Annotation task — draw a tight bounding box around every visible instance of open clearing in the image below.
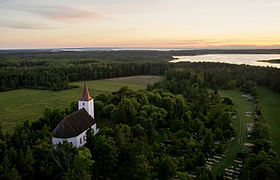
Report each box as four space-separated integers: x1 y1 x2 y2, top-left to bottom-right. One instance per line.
257 86 280 156
211 90 254 176
104 75 163 86
0 75 162 132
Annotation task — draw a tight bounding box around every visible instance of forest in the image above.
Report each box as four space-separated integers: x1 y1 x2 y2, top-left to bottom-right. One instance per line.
0 50 280 179
0 68 279 179
0 50 280 93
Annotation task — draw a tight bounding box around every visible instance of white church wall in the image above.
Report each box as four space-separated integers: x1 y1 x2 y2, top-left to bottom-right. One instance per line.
76 130 88 147
52 126 98 147
52 136 78 147
78 99 94 119
92 124 99 135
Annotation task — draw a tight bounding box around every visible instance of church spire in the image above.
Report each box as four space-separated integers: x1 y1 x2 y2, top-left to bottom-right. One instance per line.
79 83 92 101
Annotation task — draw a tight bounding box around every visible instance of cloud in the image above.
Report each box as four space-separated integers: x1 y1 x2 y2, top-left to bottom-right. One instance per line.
0 0 13 3
166 39 221 46
0 21 56 29
16 5 103 24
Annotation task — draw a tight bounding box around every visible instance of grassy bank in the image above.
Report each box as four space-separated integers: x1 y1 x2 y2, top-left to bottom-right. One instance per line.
257 86 280 156
0 76 162 132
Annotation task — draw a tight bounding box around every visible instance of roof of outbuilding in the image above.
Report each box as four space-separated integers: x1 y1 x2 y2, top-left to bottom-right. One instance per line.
53 108 96 138
79 83 93 101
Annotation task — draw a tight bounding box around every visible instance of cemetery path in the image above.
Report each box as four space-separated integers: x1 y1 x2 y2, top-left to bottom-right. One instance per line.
211 90 253 176
238 116 250 151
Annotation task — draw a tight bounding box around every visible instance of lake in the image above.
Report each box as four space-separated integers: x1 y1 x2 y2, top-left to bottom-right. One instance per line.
170 54 280 68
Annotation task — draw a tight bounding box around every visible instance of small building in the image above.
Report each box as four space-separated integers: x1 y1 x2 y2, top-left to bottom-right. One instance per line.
52 83 99 147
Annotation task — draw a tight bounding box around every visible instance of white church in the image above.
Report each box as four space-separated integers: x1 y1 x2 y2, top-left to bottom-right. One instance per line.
52 83 99 147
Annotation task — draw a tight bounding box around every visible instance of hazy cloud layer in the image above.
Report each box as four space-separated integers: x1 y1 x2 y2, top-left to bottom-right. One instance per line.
1 0 280 48
0 21 56 29
15 5 103 24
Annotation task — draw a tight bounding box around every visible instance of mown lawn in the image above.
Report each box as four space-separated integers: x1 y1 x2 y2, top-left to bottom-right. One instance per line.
257 86 280 156
211 90 254 176
0 76 162 132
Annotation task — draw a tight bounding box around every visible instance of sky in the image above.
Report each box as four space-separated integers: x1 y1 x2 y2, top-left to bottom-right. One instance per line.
0 0 280 49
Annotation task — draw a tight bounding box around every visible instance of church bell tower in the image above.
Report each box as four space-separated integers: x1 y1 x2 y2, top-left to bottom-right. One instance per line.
78 83 94 119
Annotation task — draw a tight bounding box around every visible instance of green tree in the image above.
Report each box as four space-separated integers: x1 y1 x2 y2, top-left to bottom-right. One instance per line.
92 135 119 179
202 129 214 154
114 124 132 156
158 156 178 180
72 147 94 173
132 155 153 180
22 147 35 179
116 97 138 125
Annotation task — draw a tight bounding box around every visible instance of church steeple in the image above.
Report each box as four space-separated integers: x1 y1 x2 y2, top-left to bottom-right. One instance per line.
79 83 92 101
78 83 94 119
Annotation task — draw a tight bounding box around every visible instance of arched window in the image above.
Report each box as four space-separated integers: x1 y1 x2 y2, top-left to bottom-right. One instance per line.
80 138 82 144
83 103 85 106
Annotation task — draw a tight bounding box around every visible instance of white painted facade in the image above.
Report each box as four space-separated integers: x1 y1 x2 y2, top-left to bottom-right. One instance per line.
52 124 99 147
52 84 98 147
78 99 94 119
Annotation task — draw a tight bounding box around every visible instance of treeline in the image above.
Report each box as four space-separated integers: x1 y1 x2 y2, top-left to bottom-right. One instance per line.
1 51 280 93
0 61 167 91
149 63 280 94
172 62 280 93
0 69 236 179
244 90 280 179
0 50 171 91
1 49 280 64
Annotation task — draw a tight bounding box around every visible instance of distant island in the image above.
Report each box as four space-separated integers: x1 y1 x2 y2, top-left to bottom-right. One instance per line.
258 59 280 63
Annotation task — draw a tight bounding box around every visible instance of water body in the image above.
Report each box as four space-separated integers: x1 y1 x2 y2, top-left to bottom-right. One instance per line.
50 48 193 52
171 54 280 68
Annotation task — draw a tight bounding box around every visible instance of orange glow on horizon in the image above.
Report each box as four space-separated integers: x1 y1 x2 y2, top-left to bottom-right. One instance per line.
1 0 280 49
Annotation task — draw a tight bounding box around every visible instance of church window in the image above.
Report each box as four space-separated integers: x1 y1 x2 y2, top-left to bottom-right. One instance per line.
83 103 85 106
80 138 82 144
83 135 86 141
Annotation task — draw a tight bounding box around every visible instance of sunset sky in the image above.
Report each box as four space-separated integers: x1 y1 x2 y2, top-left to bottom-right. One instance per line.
1 0 280 49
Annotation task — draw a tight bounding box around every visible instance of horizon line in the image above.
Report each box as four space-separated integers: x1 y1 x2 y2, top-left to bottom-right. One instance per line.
1 46 280 51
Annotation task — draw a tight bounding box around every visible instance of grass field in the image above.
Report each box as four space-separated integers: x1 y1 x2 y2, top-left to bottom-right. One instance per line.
0 75 163 132
104 75 163 86
211 90 254 176
257 87 280 156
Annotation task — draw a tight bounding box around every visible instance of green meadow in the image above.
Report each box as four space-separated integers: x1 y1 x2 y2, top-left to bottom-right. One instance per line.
257 87 280 156
0 75 163 132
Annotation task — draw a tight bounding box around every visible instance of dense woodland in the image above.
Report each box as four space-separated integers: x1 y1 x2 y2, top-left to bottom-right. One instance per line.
0 50 280 92
0 50 280 179
0 69 235 179
0 68 279 179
